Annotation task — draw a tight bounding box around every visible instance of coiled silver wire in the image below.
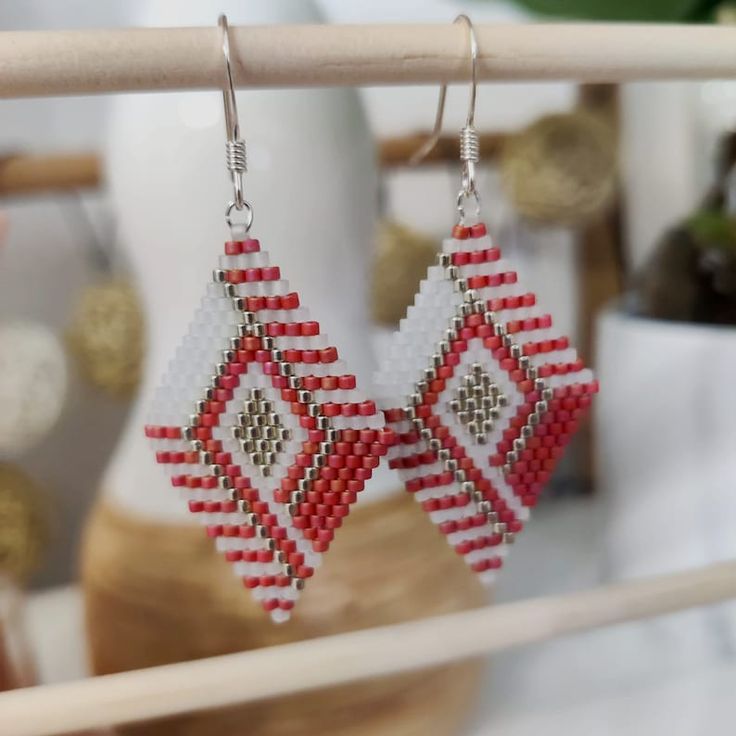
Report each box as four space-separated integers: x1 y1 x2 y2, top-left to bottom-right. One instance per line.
459 125 480 164
457 125 481 224
226 139 247 176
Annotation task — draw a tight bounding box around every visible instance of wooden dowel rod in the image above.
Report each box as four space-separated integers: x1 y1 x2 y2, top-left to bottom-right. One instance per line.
2 560 735 736
0 23 735 99
0 154 101 196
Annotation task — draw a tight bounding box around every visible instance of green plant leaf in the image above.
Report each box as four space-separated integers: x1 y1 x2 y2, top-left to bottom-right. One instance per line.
686 210 736 251
504 0 719 21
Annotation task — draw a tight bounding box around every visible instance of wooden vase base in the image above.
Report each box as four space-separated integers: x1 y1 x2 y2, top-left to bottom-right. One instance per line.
81 492 487 736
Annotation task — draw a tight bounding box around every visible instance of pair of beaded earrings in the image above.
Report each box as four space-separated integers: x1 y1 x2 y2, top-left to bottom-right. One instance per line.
145 15 597 623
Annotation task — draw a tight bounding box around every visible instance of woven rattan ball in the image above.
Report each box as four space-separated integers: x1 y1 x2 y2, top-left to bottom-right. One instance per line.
0 464 47 582
372 221 438 326
66 281 144 398
500 111 617 226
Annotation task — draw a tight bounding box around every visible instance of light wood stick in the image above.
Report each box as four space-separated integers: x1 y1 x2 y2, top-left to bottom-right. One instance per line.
0 24 735 99
1 560 735 736
0 154 101 196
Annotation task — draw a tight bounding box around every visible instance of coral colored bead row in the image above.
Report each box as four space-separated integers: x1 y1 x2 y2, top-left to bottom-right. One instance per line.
486 293 537 312
265 320 320 337
451 247 500 266
437 513 522 537
471 557 502 573
454 533 504 555
248 346 338 364
225 266 281 283
302 440 386 457
234 293 300 312
144 425 182 439
317 401 377 417
451 223 488 239
291 375 357 392
467 271 518 290
224 239 261 255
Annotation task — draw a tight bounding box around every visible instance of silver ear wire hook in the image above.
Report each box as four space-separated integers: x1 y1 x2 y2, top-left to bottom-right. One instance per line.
410 14 481 225
219 14 253 233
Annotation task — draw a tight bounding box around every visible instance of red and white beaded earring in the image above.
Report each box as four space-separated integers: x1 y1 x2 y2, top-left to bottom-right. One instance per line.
145 16 394 622
375 15 598 583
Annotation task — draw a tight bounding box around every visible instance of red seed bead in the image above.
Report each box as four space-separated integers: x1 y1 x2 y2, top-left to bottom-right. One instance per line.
242 239 260 253
281 292 299 309
452 225 470 239
227 270 245 284
319 347 338 363
470 223 487 237
262 266 281 280
321 376 338 391
303 376 321 390
338 374 356 390
224 240 243 255
301 321 320 336
244 268 262 282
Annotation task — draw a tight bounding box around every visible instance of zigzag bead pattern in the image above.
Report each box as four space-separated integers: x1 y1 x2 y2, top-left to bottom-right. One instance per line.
145 237 395 622
375 223 598 583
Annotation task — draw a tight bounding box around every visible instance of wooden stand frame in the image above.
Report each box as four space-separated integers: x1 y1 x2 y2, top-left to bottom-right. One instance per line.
0 21 733 736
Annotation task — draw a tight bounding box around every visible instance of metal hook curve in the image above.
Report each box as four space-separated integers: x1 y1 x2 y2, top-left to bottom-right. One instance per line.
409 14 479 166
218 14 251 230
219 14 240 144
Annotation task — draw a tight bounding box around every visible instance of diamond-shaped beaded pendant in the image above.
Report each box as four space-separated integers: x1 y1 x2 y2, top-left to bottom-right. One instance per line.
375 222 598 583
146 237 395 622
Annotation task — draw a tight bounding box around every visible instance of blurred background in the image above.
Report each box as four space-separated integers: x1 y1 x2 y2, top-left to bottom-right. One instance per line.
0 1 735 735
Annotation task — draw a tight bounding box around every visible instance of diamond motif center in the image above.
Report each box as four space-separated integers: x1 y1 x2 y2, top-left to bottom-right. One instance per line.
230 387 291 476
448 363 508 445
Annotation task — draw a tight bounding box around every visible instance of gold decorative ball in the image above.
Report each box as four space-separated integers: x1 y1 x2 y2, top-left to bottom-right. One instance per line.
0 464 48 582
66 281 144 398
500 111 618 227
372 221 438 326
